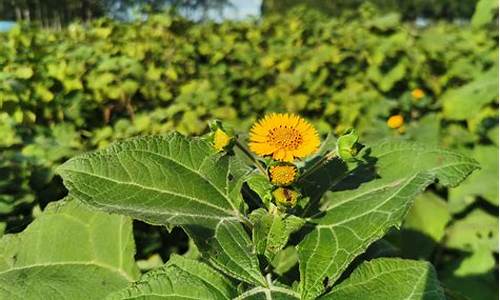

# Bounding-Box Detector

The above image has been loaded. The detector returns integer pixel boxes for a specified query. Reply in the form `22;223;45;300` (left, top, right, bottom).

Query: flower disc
249;113;320;162
269;164;297;186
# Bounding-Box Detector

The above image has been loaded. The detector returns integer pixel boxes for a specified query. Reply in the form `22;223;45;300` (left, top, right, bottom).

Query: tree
0;0;232;25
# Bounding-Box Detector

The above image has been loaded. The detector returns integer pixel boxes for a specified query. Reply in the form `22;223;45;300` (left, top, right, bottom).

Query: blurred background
0;0;498;299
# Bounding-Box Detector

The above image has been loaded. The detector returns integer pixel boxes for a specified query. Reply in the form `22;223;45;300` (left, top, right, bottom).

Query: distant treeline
0;0;485;26
0;0;229;26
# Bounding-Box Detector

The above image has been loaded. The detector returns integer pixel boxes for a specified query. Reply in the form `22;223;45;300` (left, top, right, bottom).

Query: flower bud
269;163;298;186
272;187;300;208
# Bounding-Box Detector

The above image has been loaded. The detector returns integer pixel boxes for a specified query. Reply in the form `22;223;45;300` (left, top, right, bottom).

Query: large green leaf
57;133;246;228
0;199;139;300
319;258;445;300
107;254;237;300
297;141;479;299
471;0;499;28
448;145;499;213
400;192;451;259
271;246;299;276
184;220;267;287
442;68;498;121
440;247;498;300
444;209;498;253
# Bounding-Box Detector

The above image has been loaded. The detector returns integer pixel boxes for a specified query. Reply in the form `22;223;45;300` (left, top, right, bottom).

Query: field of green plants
0;2;498;299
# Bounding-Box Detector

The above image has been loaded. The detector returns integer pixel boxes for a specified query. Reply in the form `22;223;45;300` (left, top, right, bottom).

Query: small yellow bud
213;128;231;152
387;115;404;129
411;88;425;100
269;164;298;186
272;187;300;208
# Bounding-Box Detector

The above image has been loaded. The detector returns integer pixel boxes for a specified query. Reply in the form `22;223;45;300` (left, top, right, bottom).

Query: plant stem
240;215;254;230
298;149;337;182
235;140;268;178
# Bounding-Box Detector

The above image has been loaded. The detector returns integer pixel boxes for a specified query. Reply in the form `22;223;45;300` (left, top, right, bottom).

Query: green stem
240;215;253;230
235;140;268;178
298;149;337;182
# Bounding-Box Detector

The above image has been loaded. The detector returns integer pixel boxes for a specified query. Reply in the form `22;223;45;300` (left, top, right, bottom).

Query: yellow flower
411;88;425;100
387;115;404;129
272;187;300;207
249;113;320;162
213;128;231;152
269;164;298;186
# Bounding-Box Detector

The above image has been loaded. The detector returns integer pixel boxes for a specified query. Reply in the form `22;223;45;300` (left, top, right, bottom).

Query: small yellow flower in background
272;187;300;208
213;128;231;152
269;164;298;186
411;88;425;100
387;114;404;129
249;113;320;162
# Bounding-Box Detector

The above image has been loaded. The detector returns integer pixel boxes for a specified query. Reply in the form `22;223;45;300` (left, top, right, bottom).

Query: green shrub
0;5;497;299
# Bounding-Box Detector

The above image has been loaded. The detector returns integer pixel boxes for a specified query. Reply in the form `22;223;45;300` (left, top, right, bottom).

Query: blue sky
226;0;261;18
209;0;261;20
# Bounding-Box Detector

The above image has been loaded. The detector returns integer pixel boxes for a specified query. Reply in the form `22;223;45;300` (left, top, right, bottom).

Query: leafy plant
0;2;497;298
0;114;475;299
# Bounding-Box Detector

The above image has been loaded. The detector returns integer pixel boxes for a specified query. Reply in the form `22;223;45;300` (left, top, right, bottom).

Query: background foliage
262;0;479;20
0;1;498;299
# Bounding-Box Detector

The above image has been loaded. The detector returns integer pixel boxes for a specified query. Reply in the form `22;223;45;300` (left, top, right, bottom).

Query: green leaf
184;220;267;287
271;246;299;276
57;133;245;228
319;258;445;300
442;68;498;120
487;126;498;146
444;209;498;253
247;173;274;207
14;66;33;79
400;192;451;259
0;198;139;300
406;113;441;146
440;247;498;300
235;286;300;299
404;192;450;242
136;254;163;272
107;255;237;300
250;209;305;261
449;145;499;212
298;155;350;209
471;0;499;28
453;247;495;277
297;141;479;299
336;129;360;160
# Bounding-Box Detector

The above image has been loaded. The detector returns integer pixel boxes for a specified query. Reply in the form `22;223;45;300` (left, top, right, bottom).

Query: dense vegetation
0;2;498;299
262;0;480;20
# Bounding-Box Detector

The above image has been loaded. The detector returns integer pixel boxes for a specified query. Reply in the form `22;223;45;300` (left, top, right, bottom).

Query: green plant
0;114;479;299
0;3;497;298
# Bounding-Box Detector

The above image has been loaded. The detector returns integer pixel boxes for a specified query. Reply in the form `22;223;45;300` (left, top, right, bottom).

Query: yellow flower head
272;187;300;208
213;128;231;152
249;113;320;162
269;164;298;186
387;115;404;129
411;88;425;100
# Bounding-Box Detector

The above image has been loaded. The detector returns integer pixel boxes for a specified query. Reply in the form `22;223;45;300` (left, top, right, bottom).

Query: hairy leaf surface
298;141;479;299
107;255;237;300
319;258;445;300
57;133;246;228
0;199;138;300
184;220;267;286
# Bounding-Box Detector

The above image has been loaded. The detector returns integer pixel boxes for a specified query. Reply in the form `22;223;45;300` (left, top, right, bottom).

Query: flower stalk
297;149;337;182
235;140;268;178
